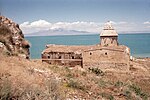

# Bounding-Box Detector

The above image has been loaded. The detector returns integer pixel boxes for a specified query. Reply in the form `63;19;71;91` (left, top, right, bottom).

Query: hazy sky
1;0;150;34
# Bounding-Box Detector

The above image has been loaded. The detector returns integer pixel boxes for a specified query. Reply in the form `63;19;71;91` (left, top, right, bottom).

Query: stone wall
42;52;82;67
84;62;128;71
42;44;130;70
82;47;130;70
100;36;118;46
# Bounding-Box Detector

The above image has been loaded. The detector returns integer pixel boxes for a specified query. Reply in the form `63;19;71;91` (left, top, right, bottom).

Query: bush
88;67;104;76
98;79;107;87
123;90;131;99
100;92;114;100
66;73;74;79
67;79;85;91
129;84;149;100
114;81;124;87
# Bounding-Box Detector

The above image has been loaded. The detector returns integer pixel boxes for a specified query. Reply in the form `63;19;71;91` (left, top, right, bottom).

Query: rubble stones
0;16;30;58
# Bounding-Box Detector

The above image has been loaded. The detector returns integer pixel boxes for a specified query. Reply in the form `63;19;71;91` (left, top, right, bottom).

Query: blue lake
25;33;150;59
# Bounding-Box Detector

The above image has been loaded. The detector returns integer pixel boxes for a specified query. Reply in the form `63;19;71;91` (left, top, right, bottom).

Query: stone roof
42;44;97;54
42;44;129;54
100;21;118;36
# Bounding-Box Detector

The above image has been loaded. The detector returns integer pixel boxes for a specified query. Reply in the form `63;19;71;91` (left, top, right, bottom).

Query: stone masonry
42;21;130;70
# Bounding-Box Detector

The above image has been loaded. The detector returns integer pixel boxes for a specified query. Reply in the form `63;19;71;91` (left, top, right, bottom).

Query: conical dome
100;21;118;36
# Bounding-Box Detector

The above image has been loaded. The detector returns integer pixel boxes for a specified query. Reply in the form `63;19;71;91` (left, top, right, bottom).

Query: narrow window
72;56;74;59
90;52;92;55
105;52;107;55
48;56;50;59
104;38;106;43
111;39;113;44
59;56;61;59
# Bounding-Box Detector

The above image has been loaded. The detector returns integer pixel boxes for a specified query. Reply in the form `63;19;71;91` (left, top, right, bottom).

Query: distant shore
24;33;150;37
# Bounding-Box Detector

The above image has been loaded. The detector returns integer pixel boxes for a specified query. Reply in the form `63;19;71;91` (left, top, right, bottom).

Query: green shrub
67;79;85;91
129;84;141;95
66;73;74;79
140;92;149;100
98;80;113;87
123;90;131;99
88;67;104;76
129;84;149;100
114;81;124;87
100;92;114;100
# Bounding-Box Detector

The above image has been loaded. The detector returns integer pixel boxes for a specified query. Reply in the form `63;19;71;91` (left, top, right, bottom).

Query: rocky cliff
0;16;30;58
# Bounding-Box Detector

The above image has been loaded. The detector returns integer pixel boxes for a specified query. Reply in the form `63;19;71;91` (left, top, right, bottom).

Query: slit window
59;56;61;59
90;52;92;55
72;56;74;59
111;39;113;44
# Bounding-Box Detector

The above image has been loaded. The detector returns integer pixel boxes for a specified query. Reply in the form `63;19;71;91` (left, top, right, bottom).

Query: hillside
0;16;150;100
0;53;150;100
0;16;30;59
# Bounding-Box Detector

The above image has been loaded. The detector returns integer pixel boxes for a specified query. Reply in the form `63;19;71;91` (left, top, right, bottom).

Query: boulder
0;16;30;59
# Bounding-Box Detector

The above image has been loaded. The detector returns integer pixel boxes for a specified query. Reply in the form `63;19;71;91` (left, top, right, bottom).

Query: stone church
100;21;118;46
42;22;130;70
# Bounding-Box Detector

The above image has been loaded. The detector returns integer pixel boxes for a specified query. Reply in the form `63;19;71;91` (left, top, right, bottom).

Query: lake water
25;33;150;59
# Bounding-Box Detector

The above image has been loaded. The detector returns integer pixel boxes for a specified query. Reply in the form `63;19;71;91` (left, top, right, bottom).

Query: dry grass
0;53;150;99
0;53;65;100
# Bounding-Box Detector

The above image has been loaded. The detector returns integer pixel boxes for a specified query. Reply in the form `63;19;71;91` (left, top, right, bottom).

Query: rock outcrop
0;16;30;58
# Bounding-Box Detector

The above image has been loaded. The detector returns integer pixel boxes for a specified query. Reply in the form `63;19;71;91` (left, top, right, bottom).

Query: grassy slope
0;53;150;100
